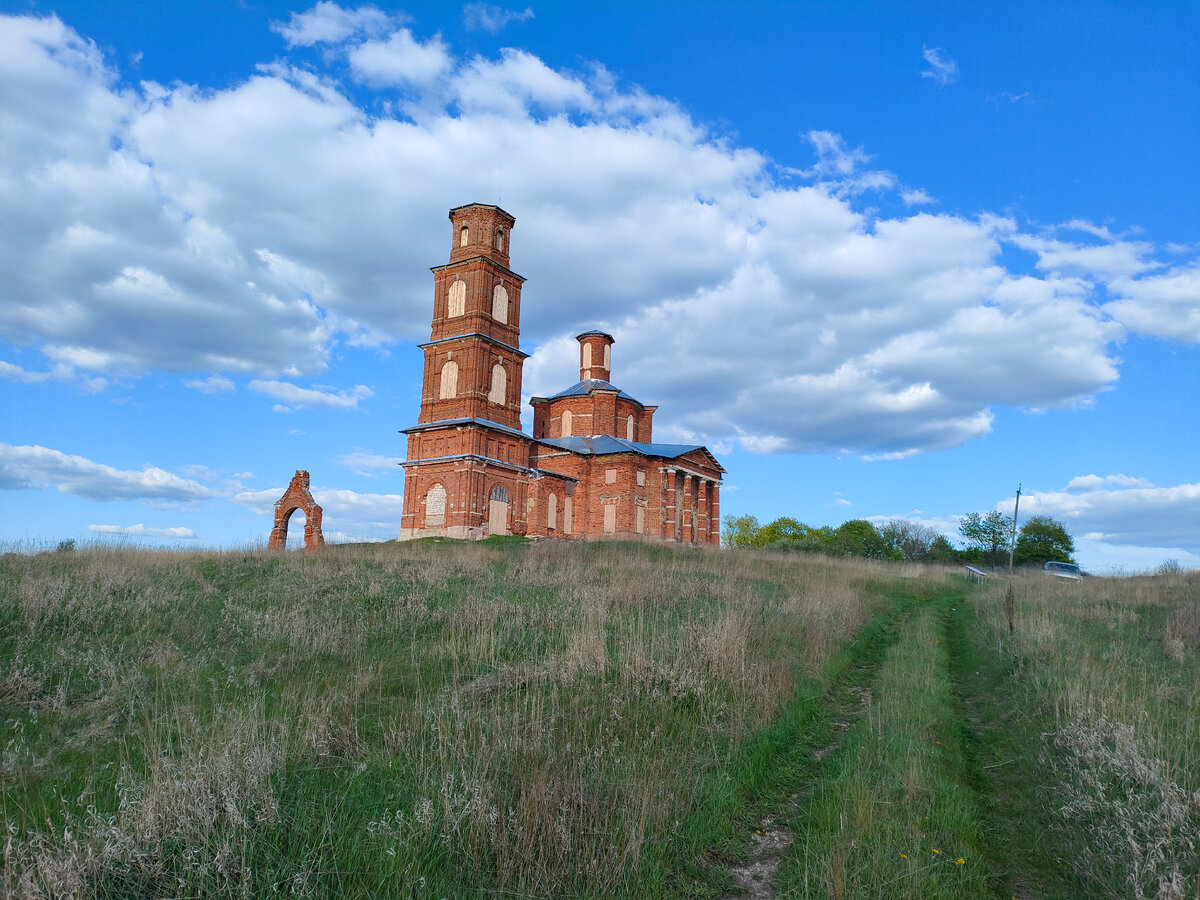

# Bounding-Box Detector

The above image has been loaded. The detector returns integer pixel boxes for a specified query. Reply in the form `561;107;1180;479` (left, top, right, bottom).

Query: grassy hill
2;541;1197;898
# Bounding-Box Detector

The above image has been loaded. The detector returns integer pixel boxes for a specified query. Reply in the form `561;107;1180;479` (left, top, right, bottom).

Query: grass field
1;540;1197;898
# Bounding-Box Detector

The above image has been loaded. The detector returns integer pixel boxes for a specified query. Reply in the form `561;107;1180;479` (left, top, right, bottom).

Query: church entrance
488;486;510;536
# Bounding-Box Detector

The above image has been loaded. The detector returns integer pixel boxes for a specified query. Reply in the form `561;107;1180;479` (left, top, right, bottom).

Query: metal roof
538;434;705;460
545;379;642;404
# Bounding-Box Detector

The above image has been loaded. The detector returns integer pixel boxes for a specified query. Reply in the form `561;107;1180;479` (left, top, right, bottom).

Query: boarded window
636;469;645;486
561;409;572;436
636;503;645;534
492;284;508;323
605;468;617;484
547;493;557;530
603;343;610;369
563;496;573;535
582;343;592;371
489;364;506;404
603;502;616;534
459;226;469;247
495;228;505;251
439;360;458;399
448;280;466;317
626;415;635;440
425;483;446;527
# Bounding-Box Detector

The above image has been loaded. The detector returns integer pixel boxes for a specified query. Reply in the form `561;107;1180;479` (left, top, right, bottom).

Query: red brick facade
399;203;724;544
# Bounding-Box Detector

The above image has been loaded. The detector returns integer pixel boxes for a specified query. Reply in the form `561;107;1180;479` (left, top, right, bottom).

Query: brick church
398;203;724;544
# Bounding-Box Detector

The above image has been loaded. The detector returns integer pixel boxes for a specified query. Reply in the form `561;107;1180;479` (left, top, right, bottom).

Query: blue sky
1;0;1197;570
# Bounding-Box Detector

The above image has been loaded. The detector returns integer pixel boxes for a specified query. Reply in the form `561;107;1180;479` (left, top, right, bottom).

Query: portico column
697;480;709;544
710;482;721;545
665;467;678;541
683;474;694;544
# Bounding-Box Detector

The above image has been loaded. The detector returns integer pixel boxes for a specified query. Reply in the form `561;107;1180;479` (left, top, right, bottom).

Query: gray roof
546;379;642;404
538;434;705;460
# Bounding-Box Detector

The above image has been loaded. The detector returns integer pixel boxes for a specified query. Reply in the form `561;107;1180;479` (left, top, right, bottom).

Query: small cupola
577;331;614;382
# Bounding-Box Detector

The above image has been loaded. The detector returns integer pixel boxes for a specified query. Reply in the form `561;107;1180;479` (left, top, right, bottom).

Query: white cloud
993;477;1200;568
0;9;1196;460
462;3;534;33
336;449;405;475
0;443;217;502
921;45;959;86
271;2;393;47
1064;473;1153;492
232;485;405;538
900;188;935;206
185;374;235;393
88;523;198;538
0;360;51;383
1104;263;1200;343
249;379;373;410
348;28;452;88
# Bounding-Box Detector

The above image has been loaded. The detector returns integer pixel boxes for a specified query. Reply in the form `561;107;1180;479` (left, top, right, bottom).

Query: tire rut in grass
719;603;918;899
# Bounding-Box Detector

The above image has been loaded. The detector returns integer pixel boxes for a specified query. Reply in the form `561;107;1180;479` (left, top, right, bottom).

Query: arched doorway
488;485;509;536
268;470;325;553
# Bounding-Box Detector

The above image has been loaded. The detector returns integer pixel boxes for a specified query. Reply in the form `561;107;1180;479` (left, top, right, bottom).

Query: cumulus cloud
232;485;405;538
462;3;534;33
271;1;393;47
88;523;198;538
994;476;1200;565
1;8;1196;460
0;443;217;502
348;28;452;88
921;45;959;85
249;380;373;410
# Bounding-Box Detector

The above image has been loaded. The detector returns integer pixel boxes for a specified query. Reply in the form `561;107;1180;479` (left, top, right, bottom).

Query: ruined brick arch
268;470;325;553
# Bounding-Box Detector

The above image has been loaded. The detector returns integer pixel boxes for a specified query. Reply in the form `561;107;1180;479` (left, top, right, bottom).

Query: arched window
626;415;635;440
495;228;505;251
582;343;592;372
563;496;573;535
603;343;611;369
547;493;557;530
439;360;458;399
425;483;447;527
448;280;466;317
561;409;572;436
459;226;469;247
488;364;506;404
492;284;508;323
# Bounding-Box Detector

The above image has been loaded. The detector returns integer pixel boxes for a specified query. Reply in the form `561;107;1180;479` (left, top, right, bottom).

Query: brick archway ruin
268;470;325;553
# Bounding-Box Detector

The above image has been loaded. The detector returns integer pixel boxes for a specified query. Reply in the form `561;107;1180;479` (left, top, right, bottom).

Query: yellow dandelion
932;848;941;854
901;854;908;859
956;858;966;865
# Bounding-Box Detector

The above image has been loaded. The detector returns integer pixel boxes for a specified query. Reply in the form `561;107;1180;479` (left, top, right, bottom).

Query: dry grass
970;568;1200;899
0;540;947;897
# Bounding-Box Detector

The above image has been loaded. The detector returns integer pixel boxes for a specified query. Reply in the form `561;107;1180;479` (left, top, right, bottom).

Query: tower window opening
459;225;469;247
448;280;466;317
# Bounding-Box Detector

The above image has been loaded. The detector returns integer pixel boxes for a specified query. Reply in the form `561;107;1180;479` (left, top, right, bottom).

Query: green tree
721;514;760;548
834;519;887;559
1013;516;1075;566
958;510;1013;568
757;516;811;547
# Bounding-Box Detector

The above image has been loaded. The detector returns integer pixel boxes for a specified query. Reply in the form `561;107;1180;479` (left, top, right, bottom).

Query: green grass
4;543;1197;898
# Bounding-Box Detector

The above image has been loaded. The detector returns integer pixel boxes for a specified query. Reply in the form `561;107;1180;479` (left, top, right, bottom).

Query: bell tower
419;204;527;429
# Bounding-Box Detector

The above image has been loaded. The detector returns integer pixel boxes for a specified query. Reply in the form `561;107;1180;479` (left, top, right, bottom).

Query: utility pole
1007;483;1022;572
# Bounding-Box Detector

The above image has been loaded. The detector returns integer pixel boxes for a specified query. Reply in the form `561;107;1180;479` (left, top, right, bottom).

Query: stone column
697;480;709;544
